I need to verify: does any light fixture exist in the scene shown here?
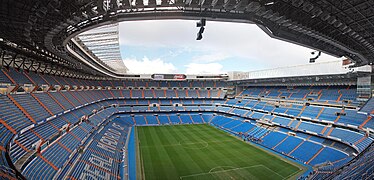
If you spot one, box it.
[196,19,206,41]
[309,51,321,63]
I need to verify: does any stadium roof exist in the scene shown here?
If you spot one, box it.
[0,0,374,78]
[228,60,372,80]
[76,23,128,73]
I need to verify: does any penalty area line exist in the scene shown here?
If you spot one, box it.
[179,164,264,180]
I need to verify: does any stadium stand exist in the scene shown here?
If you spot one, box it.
[2,1,374,179]
[240,86,360,105]
[360,98,374,114]
[0,67,372,180]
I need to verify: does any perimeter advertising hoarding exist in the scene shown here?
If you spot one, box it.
[153,74,164,80]
[151,74,186,80]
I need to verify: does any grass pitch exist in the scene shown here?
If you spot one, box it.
[136,124,304,180]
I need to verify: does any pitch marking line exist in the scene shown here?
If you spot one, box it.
[179,141,209,150]
[260,164,285,179]
[179,165,264,179]
[209,166,236,173]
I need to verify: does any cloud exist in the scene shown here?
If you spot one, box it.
[119,20,341,73]
[191,53,230,63]
[123,57,178,74]
[185,63,224,74]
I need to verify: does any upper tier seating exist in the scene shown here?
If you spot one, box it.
[241,85,359,105]
[27,72,48,85]
[223,97,373,131]
[11,93,51,122]
[48,92,74,110]
[6,69,32,85]
[0,69,12,84]
[360,97,374,114]
[0,68,227,88]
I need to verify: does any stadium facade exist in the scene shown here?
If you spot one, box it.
[0,0,373,180]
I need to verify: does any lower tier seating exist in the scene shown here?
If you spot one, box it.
[209,115,354,166]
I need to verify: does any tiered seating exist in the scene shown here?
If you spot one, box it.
[0,69,12,84]
[33,93,64,115]
[143,89,154,98]
[201,113,214,123]
[27,72,48,85]
[11,93,50,122]
[145,116,158,124]
[231,122,255,133]
[285,107,302,117]
[300,106,321,119]
[210,90,222,98]
[338,109,368,126]
[72,91,90,104]
[1,67,228,88]
[360,97,374,114]
[272,117,292,126]
[187,90,198,97]
[290,141,323,162]
[1,69,373,180]
[9,102,111,165]
[210,116,233,126]
[48,92,74,109]
[247,127,268,139]
[190,114,204,123]
[332,143,374,180]
[169,115,181,124]
[22,111,124,179]
[329,128,366,145]
[41,74,60,86]
[65,118,129,180]
[179,115,193,124]
[249,112,265,119]
[0,95,32,131]
[60,91,81,107]
[261,131,288,148]
[318,107,340,122]
[231,108,248,116]
[6,69,32,85]
[309,147,348,165]
[274,136,304,154]
[241,85,358,104]
[134,115,147,125]
[157,115,170,124]
[131,89,142,98]
[319,89,340,101]
[340,89,357,101]
[297,121,325,133]
[222,119,242,129]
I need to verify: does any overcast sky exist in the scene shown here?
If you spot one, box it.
[118,20,341,74]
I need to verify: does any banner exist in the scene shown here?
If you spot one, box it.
[152,74,186,80]
[173,74,185,80]
[153,74,164,80]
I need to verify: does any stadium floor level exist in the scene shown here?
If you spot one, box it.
[135,124,307,180]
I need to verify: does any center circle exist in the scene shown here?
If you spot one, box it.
[179,141,209,149]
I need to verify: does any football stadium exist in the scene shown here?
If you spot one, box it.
[0,0,373,180]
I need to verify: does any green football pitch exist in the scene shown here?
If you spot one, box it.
[136,124,306,180]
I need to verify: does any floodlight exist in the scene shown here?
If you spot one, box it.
[198,26,205,34]
[309,51,321,63]
[196,33,203,40]
[196,19,206,27]
[196,19,206,40]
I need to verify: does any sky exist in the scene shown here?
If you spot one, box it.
[118,20,341,74]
